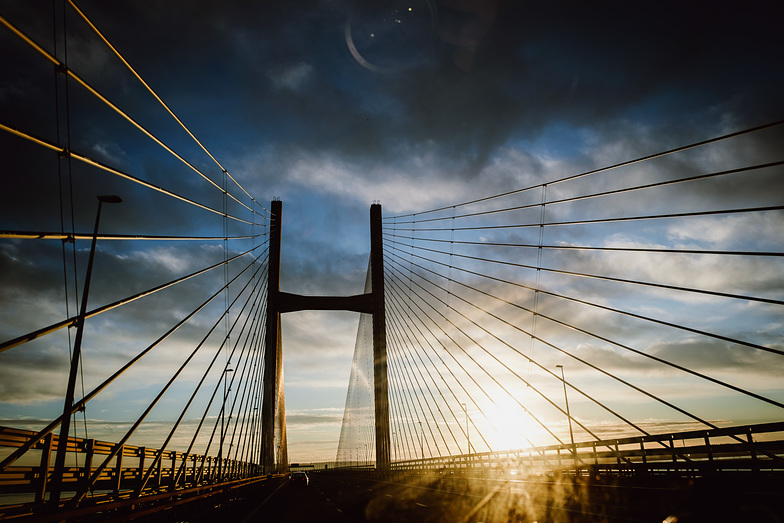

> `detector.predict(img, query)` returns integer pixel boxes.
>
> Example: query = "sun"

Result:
[480,394,545,452]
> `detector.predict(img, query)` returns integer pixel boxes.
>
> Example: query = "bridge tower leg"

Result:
[370,203,391,471]
[261,200,283,474]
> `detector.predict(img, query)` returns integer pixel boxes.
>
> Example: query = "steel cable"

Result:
[384,160,784,225]
[386,240,784,361]
[138,259,267,492]
[66,0,267,217]
[72,250,267,503]
[384,244,783,429]
[0,121,260,226]
[387,238,784,309]
[0,240,268,353]
[0,14,260,217]
[387,308,467,455]
[384,119,784,219]
[0,242,268,472]
[387,294,493,454]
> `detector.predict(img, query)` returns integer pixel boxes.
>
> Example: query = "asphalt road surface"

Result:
[185,472,497,522]
[176,471,784,523]
[231,473,450,522]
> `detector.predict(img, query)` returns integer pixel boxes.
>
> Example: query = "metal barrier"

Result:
[0,426,268,520]
[359,422,784,477]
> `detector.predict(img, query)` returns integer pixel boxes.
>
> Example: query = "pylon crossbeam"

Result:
[278,292,374,314]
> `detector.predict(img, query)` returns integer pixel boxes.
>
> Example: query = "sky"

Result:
[1,0,783,463]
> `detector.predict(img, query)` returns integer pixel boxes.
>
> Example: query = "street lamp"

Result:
[50,195,122,506]
[556,365,577,471]
[461,403,469,469]
[419,421,423,471]
[219,365,233,480]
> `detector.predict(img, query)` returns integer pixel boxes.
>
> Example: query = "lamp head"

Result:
[98,195,123,204]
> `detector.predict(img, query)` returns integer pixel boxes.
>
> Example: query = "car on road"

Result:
[290,471,309,486]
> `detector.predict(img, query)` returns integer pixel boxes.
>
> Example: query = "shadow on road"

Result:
[157,471,784,522]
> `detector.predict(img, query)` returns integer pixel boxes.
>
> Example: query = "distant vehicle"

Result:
[290,471,309,486]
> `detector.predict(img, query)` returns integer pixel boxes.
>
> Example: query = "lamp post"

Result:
[50,195,122,507]
[219,365,233,481]
[556,365,577,471]
[419,421,423,471]
[461,403,469,470]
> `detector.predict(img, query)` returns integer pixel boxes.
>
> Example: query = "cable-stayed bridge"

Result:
[1,3,784,521]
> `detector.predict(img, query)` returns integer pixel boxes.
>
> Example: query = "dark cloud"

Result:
[0,341,69,403]
[648,338,784,375]
[43,0,779,180]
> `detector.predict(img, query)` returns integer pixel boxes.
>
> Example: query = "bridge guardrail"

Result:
[345,421,784,477]
[0,426,267,519]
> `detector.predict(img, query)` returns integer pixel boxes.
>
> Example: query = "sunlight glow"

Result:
[481,394,549,452]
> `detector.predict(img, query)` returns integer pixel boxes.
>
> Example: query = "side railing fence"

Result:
[0,426,265,520]
[357,422,784,477]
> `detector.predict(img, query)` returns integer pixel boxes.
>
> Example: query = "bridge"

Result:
[1,3,784,522]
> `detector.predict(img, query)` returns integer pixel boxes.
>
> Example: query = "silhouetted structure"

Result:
[260,202,391,473]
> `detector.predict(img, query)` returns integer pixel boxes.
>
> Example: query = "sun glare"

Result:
[481,394,548,452]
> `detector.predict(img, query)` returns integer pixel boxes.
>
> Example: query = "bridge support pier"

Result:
[370,203,391,471]
[261,200,283,474]
[259,201,391,473]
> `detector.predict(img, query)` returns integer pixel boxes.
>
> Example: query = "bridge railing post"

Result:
[746,428,759,476]
[170,452,177,489]
[156,450,162,489]
[34,432,53,506]
[183,452,190,486]
[704,435,714,475]
[113,444,124,495]
[137,447,146,489]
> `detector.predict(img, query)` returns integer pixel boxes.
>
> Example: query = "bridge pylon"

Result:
[260,201,391,473]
